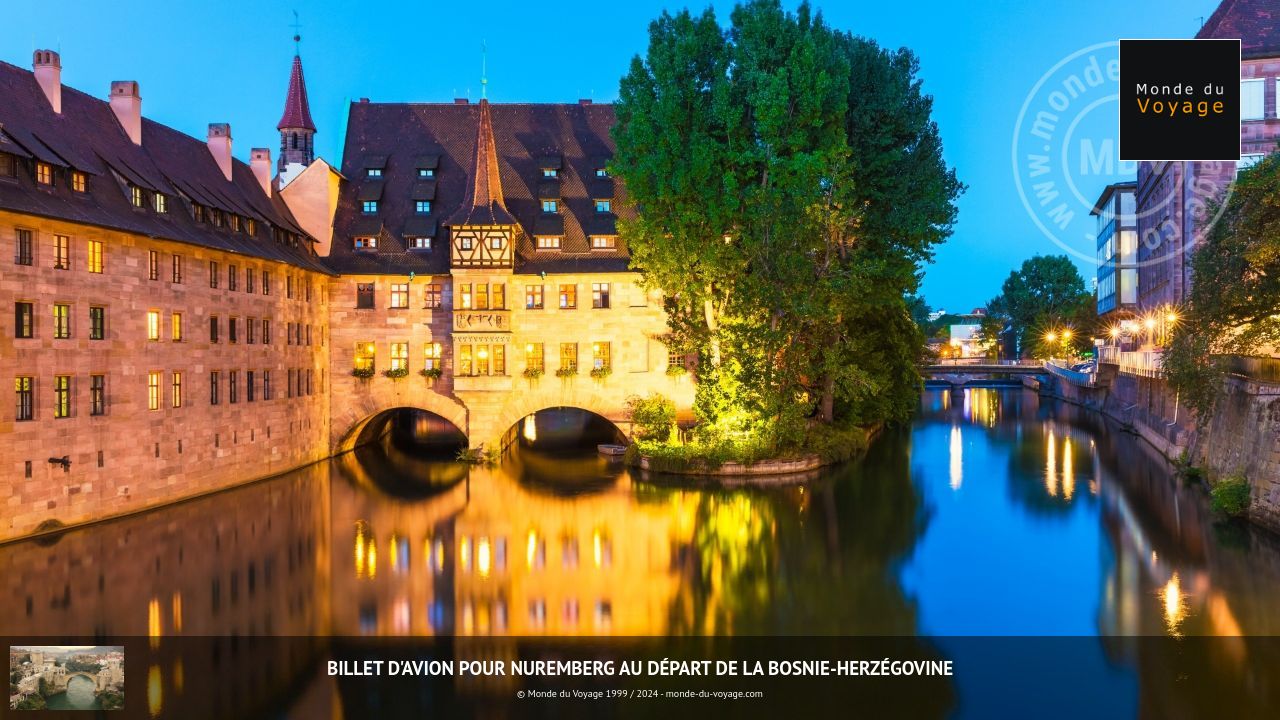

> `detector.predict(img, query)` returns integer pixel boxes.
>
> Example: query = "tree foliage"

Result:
[613,0,961,447]
[985,255,1094,358]
[1165,154,1280,418]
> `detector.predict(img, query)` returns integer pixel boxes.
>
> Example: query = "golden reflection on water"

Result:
[949,426,963,491]
[147,664,163,718]
[1162,572,1188,637]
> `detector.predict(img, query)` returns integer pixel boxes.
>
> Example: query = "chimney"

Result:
[206,123,233,182]
[33,50,62,114]
[250,148,272,195]
[110,81,142,145]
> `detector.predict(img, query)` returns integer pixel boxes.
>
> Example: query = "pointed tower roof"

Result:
[446,99,517,226]
[277,55,316,131]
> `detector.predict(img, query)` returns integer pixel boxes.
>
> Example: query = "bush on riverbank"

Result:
[626,422,875,473]
[1210,474,1251,517]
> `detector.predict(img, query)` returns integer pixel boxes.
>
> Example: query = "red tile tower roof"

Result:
[446,99,518,227]
[277,54,316,131]
[1198,0,1280,59]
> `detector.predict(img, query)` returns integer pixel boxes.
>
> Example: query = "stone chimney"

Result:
[250,148,272,195]
[206,123,233,182]
[109,81,142,145]
[33,50,62,114]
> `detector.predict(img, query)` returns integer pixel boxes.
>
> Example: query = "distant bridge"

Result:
[922,362,1048,388]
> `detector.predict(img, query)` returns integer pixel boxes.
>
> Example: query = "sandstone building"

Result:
[0,49,692,541]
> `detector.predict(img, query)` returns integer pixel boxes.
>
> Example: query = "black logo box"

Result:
[1119,38,1241,162]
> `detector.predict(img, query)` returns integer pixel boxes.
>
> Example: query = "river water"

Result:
[3,388,1278,718]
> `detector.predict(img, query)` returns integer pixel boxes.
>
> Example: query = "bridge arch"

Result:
[483,387,632,451]
[333,387,470,453]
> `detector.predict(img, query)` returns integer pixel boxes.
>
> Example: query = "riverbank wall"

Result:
[1038,367,1280,534]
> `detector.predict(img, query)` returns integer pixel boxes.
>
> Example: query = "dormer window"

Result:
[541,200,558,213]
[415,200,431,214]
[542,168,558,178]
[230,214,241,232]
[407,236,431,250]
[590,235,617,249]
[536,236,561,250]
[417,168,434,178]
[595,199,612,213]
[0,153,15,178]
[362,200,378,214]
[595,167,609,178]
[246,218,257,236]
[354,236,377,250]
[154,193,167,213]
[131,185,144,207]
[35,162,52,185]
[193,203,205,222]
[71,171,86,192]
[366,168,382,178]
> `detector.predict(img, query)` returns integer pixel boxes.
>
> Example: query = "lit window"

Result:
[53,235,70,269]
[476,284,489,310]
[72,171,86,192]
[415,200,431,214]
[246,218,256,235]
[668,347,683,370]
[171,312,183,341]
[354,236,377,250]
[54,376,70,419]
[87,240,103,273]
[146,310,160,341]
[90,374,105,416]
[355,342,376,372]
[424,342,442,371]
[171,371,183,408]
[417,168,434,178]
[541,200,558,213]
[542,168,558,178]
[154,193,167,213]
[592,341,611,371]
[131,185,144,207]
[147,371,161,411]
[459,344,473,376]
[390,342,408,372]
[493,345,506,375]
[1238,154,1265,171]
[408,236,431,250]
[366,168,382,178]
[15,376,34,421]
[230,214,241,232]
[594,199,611,213]
[424,283,442,309]
[459,235,473,250]
[525,284,544,309]
[489,235,505,250]
[36,162,52,185]
[525,342,544,373]
[590,235,617,249]
[493,284,506,309]
[536,236,560,250]
[559,284,576,309]
[459,284,473,309]
[390,283,409,309]
[560,343,578,372]
[595,167,608,178]
[53,303,70,339]
[362,200,378,214]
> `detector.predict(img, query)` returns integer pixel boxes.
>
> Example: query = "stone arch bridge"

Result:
[922,363,1049,389]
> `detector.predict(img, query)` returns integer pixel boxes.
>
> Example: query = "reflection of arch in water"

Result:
[337,408,470,499]
[500,407,627,496]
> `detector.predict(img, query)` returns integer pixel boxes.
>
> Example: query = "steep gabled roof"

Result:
[445,99,517,227]
[277,54,316,131]
[1198,0,1280,59]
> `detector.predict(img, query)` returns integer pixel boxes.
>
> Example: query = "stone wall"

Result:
[0,212,332,541]
[1192,376,1280,533]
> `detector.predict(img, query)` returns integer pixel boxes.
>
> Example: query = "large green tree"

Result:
[1165,154,1280,418]
[613,0,961,445]
[985,255,1093,358]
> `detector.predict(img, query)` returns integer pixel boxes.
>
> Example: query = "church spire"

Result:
[447,99,516,226]
[276,52,316,174]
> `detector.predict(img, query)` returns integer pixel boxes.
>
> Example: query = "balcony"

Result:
[1099,346,1164,378]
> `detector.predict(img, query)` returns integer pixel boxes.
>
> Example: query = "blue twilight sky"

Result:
[0,0,1222,310]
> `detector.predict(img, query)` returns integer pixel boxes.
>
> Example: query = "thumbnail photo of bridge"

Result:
[9,646,124,711]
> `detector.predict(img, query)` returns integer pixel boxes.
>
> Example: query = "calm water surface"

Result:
[4,388,1278,718]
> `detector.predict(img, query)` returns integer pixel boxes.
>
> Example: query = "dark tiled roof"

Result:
[445,99,518,227]
[1198,0,1280,59]
[0,60,329,273]
[327,100,632,275]
[277,55,316,131]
